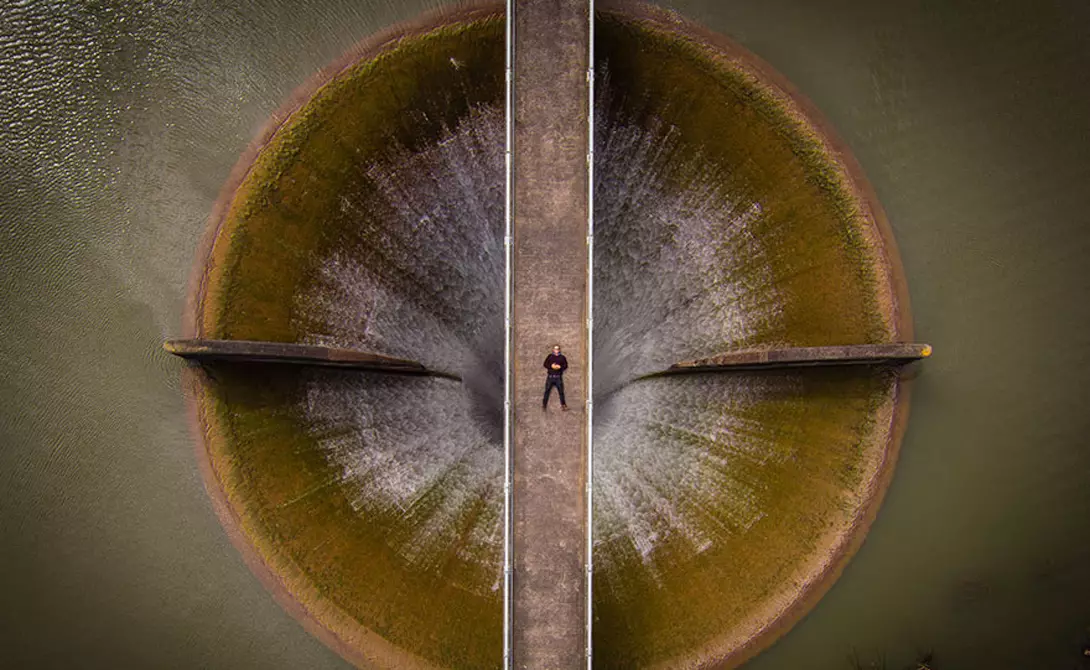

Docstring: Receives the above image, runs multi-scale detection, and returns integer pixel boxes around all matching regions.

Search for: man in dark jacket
[543,344,569,410]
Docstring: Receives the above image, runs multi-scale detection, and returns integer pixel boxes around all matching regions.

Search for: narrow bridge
[507,0,592,667]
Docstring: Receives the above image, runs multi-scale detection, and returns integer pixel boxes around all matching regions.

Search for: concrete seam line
[502,0,514,667]
[585,0,596,666]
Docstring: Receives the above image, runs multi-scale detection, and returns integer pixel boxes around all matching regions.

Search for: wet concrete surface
[510,0,590,666]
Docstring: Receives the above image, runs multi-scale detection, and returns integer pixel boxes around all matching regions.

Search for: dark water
[0,2,446,668]
[2,1,1089,668]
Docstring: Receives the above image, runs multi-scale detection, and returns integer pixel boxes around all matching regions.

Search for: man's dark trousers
[543,375,566,408]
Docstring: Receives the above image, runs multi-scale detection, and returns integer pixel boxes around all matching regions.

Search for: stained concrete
[162,338,453,377]
[663,343,933,374]
[510,0,590,666]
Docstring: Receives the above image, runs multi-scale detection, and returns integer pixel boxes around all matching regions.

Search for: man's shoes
[561,405,569,411]
[542,404,548,411]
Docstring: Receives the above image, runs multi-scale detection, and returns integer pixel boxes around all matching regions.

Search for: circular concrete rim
[178,2,917,668]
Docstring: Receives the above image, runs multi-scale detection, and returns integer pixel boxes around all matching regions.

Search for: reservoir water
[2,1,1089,668]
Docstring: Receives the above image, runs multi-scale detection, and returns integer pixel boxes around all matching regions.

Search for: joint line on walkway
[502,0,514,667]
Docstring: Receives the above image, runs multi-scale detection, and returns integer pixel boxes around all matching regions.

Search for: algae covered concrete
[510,0,591,667]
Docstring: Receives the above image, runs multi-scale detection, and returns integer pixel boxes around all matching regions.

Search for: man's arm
[559,355,568,372]
[544,356,552,370]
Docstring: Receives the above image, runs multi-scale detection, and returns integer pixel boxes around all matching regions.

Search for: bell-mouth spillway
[167,2,927,668]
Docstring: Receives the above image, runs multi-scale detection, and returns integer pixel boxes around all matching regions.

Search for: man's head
[552,344,561,354]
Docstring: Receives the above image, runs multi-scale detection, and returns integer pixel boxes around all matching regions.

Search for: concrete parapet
[664,343,933,374]
[163,338,456,378]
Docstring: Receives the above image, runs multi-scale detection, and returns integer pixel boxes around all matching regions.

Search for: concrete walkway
[510,0,590,667]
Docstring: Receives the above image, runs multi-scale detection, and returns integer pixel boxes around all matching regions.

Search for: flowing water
[2,1,1089,669]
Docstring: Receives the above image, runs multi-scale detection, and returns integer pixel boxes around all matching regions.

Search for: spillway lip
[595,2,915,668]
[179,4,504,669]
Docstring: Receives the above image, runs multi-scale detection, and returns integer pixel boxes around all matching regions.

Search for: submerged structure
[167,2,928,667]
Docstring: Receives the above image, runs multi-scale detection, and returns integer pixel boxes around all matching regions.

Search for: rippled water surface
[2,1,1089,669]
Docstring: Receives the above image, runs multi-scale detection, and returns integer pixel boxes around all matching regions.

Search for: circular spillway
[182,4,911,669]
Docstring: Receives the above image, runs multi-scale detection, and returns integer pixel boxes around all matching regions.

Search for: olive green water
[2,1,1089,669]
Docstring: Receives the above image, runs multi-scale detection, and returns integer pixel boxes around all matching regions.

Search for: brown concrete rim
[179,4,503,668]
[595,4,916,668]
[597,0,913,342]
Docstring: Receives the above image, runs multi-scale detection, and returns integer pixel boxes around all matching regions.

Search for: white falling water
[592,97,784,395]
[592,374,801,580]
[592,83,790,578]
[285,79,796,590]
[293,104,506,594]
